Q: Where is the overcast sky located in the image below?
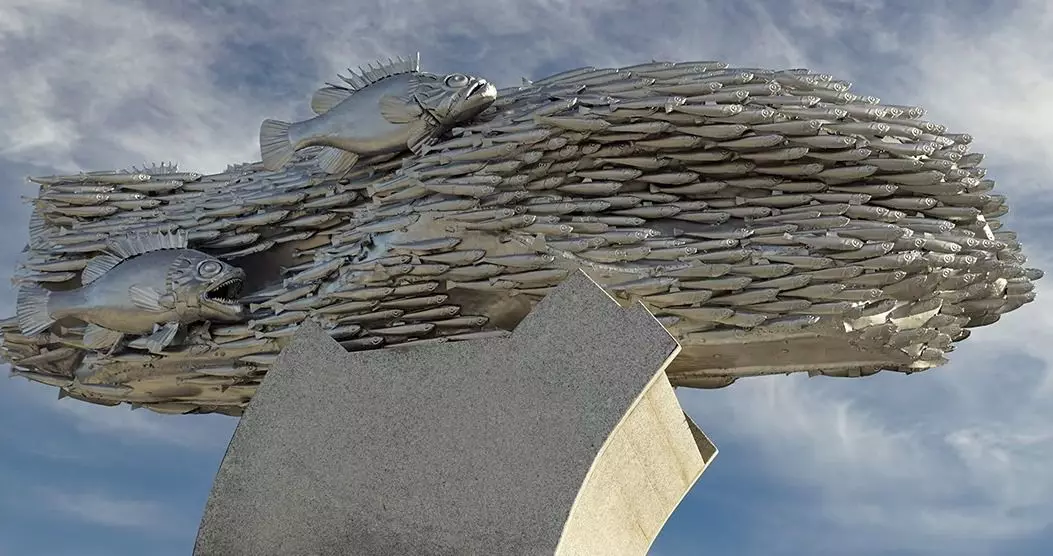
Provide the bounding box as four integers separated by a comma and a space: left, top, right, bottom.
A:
1, 1, 1052, 554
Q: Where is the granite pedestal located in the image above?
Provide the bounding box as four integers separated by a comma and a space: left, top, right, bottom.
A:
194, 270, 717, 555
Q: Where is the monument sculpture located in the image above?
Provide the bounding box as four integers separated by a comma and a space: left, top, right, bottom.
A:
193, 271, 718, 555
0, 55, 1042, 417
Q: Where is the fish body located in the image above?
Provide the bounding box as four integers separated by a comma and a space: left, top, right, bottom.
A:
16, 231, 245, 350
260, 55, 497, 174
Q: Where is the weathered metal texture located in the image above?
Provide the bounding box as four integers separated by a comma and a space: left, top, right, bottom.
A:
194, 271, 715, 556
1, 58, 1042, 413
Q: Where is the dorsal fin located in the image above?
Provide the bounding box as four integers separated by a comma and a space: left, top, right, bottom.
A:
309, 54, 420, 115
120, 161, 179, 175
339, 54, 419, 89
106, 229, 189, 260
82, 230, 188, 284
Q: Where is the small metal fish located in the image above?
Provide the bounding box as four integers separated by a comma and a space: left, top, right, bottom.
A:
194, 365, 260, 378
248, 311, 308, 330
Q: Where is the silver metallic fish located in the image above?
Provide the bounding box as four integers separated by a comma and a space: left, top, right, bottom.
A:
259, 54, 497, 174
16, 231, 245, 352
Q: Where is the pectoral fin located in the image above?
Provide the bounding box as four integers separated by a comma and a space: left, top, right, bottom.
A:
129, 322, 180, 354
407, 124, 437, 155
379, 95, 422, 124
310, 86, 353, 115
83, 323, 124, 351
128, 284, 173, 312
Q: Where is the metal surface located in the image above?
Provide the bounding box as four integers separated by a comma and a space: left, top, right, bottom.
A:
1, 57, 1042, 415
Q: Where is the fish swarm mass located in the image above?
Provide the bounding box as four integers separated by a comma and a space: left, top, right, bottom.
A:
1, 60, 1041, 416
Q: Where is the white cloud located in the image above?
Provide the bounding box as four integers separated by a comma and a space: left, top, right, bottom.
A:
0, 0, 268, 174
33, 487, 176, 531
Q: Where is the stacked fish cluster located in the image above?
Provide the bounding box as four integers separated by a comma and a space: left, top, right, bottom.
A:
1, 58, 1041, 415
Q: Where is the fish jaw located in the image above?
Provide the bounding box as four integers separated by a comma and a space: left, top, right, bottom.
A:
455, 80, 498, 122
198, 267, 248, 322
428, 77, 498, 129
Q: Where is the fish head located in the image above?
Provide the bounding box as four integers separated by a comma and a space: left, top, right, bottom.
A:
168, 250, 247, 322
413, 72, 497, 128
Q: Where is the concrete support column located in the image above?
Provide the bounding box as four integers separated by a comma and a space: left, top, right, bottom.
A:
194, 271, 717, 556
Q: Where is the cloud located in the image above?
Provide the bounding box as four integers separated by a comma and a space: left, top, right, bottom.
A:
0, 0, 269, 174
46, 397, 236, 450
33, 488, 176, 531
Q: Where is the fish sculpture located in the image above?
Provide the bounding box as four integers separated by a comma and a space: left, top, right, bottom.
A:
259, 53, 498, 175
0, 57, 1042, 416
16, 230, 245, 354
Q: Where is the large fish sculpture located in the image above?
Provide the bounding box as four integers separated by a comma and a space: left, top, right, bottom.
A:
0, 58, 1043, 416
259, 53, 498, 175
16, 230, 245, 354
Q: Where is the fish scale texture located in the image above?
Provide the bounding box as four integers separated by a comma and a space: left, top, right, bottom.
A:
0, 59, 1042, 414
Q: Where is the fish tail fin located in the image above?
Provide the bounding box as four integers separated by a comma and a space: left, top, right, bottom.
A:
248, 302, 266, 313
314, 147, 359, 176
27, 207, 49, 249
445, 280, 459, 291
259, 119, 295, 171
16, 283, 54, 336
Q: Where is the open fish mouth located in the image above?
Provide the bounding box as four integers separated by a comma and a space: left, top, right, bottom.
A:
201, 274, 245, 310
467, 81, 497, 100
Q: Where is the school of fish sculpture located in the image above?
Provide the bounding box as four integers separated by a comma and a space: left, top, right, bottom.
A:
0, 55, 1042, 416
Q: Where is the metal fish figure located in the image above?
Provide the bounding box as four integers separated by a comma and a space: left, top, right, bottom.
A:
259, 54, 497, 174
16, 231, 245, 352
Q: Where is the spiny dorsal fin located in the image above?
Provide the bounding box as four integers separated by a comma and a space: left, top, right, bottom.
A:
330, 53, 420, 93
106, 229, 189, 260
120, 161, 179, 175
310, 54, 420, 115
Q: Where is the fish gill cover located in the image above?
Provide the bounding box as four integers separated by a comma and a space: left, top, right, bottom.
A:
0, 56, 1042, 415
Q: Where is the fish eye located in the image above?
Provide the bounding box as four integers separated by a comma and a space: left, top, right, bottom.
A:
444, 74, 469, 88
197, 260, 223, 278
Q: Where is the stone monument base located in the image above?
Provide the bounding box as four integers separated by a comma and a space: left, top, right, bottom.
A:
194, 271, 717, 555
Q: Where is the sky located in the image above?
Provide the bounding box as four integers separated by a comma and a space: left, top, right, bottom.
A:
1, 0, 1052, 554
